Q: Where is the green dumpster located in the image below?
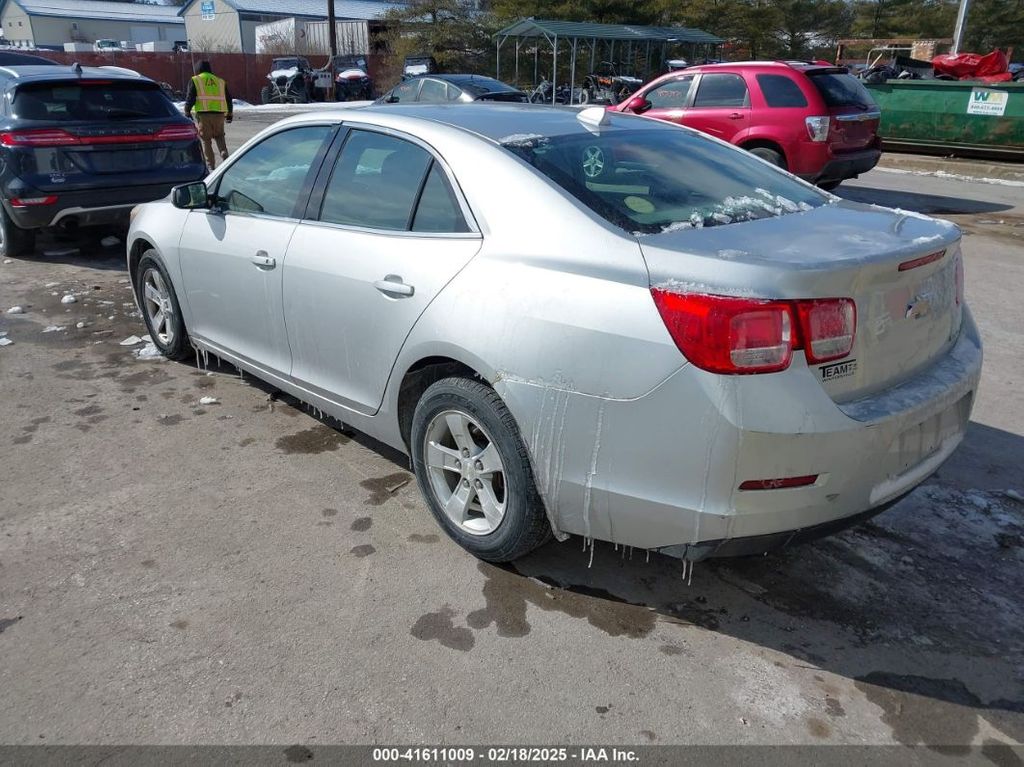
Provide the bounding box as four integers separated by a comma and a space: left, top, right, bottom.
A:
865, 80, 1024, 159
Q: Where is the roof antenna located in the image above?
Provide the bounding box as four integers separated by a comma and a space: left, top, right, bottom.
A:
72, 62, 82, 75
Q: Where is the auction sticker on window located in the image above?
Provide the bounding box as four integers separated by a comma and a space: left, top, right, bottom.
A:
966, 88, 1008, 117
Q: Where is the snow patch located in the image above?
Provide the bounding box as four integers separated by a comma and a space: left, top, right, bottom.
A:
198, 396, 219, 405
119, 335, 144, 346
6, 305, 24, 314
60, 294, 76, 304
42, 325, 65, 333
135, 342, 163, 360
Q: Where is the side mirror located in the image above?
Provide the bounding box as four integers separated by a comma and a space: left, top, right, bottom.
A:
172, 181, 210, 210
625, 96, 652, 114
386, 95, 400, 103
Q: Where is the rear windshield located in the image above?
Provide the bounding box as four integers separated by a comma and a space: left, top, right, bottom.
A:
459, 78, 519, 95
501, 129, 827, 235
13, 81, 177, 122
807, 71, 876, 109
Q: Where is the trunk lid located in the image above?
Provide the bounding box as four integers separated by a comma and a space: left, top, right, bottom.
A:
638, 201, 963, 402
805, 69, 881, 152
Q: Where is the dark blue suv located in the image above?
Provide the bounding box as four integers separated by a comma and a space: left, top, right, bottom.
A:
0, 64, 206, 257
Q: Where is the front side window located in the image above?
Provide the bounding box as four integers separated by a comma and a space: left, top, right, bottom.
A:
320, 130, 468, 233
386, 80, 420, 103
645, 77, 693, 108
501, 128, 827, 235
215, 126, 330, 217
693, 74, 749, 108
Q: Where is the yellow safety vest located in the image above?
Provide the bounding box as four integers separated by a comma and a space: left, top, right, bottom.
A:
191, 72, 227, 113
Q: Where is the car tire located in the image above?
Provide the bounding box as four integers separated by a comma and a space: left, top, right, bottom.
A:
260, 86, 271, 104
0, 205, 35, 258
134, 251, 191, 361
819, 180, 842, 191
411, 377, 551, 562
749, 146, 786, 169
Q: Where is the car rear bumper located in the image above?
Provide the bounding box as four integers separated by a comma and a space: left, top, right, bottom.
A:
498, 308, 982, 559
4, 183, 182, 230
798, 147, 881, 184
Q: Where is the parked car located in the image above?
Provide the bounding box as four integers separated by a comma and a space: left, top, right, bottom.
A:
378, 74, 528, 104
610, 61, 882, 190
93, 39, 122, 52
0, 64, 205, 257
128, 104, 979, 563
0, 51, 57, 66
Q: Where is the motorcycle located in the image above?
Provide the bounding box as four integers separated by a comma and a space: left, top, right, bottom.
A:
528, 76, 586, 105
582, 61, 643, 105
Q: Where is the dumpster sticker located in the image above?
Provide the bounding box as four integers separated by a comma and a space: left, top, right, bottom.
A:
967, 88, 1008, 117
200, 0, 214, 20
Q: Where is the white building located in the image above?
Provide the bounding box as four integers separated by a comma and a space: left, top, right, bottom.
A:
0, 0, 184, 48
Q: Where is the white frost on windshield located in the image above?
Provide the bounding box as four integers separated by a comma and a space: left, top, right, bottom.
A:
775, 195, 799, 213
659, 221, 694, 234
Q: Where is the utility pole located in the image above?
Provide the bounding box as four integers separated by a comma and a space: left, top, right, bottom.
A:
951, 0, 971, 54
327, 0, 337, 57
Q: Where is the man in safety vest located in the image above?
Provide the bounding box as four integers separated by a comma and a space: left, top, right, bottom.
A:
184, 60, 234, 169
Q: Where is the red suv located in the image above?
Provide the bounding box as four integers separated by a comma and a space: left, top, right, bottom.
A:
609, 61, 881, 189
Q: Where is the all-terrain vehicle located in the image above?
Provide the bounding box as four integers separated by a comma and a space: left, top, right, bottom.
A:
581, 61, 643, 104
330, 55, 373, 101
260, 56, 313, 104
402, 55, 438, 79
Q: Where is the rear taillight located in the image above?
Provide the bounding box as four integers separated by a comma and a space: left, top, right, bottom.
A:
805, 116, 830, 142
794, 298, 856, 364
650, 291, 794, 374
154, 124, 199, 141
1, 128, 79, 147
0, 124, 195, 148
9, 195, 58, 207
651, 290, 857, 375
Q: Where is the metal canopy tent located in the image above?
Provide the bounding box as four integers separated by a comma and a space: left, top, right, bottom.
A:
495, 17, 724, 104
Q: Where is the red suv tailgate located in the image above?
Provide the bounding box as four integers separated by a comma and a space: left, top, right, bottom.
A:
805, 69, 880, 152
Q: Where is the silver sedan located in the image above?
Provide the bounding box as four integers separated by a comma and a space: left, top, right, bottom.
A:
127, 104, 982, 563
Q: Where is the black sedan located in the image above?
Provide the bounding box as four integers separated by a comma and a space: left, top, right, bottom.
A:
378, 74, 528, 105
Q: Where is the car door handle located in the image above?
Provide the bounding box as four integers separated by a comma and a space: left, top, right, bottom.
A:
374, 276, 414, 297
728, 112, 744, 119
251, 251, 276, 269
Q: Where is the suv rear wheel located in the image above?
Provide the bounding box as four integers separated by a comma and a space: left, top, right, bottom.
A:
0, 206, 35, 258
749, 146, 786, 170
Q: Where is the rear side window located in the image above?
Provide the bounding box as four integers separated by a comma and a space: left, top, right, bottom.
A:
12, 81, 178, 122
756, 74, 808, 107
807, 72, 876, 109
693, 74, 748, 108
215, 126, 330, 217
320, 130, 468, 233
418, 78, 447, 102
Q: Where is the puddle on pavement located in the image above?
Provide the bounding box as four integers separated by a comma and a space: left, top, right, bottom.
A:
275, 424, 350, 454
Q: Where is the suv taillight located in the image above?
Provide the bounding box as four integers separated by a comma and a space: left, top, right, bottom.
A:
651, 290, 856, 375
0, 124, 197, 147
1, 128, 79, 147
805, 116, 830, 142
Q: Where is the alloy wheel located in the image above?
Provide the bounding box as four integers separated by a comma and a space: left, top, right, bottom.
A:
142, 267, 175, 346
424, 409, 507, 535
